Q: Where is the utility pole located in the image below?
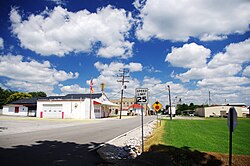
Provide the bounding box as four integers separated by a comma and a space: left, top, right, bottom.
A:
117, 68, 129, 119
208, 91, 211, 106
167, 85, 172, 120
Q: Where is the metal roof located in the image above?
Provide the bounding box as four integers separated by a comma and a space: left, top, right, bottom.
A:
10, 93, 103, 104
64, 93, 102, 99
11, 97, 45, 104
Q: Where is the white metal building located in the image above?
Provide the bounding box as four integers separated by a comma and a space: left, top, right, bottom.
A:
195, 105, 245, 117
2, 105, 29, 116
2, 97, 40, 117
36, 93, 118, 119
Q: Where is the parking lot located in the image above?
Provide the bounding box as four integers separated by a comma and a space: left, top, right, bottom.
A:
0, 115, 98, 136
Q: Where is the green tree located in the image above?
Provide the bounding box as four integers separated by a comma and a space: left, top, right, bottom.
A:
6, 92, 32, 104
176, 103, 189, 115
189, 103, 198, 111
0, 88, 16, 108
28, 91, 47, 98
165, 105, 169, 110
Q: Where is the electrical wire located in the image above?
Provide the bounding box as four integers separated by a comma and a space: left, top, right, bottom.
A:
107, 91, 121, 99
149, 90, 167, 96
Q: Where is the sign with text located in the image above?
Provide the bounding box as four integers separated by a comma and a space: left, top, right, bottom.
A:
135, 88, 148, 104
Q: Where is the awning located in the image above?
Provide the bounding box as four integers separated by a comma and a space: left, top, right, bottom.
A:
93, 100, 102, 105
102, 100, 119, 107
93, 99, 119, 107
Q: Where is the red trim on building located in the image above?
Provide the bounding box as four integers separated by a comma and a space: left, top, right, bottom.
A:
128, 104, 143, 109
93, 101, 102, 105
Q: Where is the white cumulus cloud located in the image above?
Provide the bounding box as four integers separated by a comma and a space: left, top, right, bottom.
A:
91, 61, 143, 98
0, 54, 79, 94
197, 77, 250, 87
166, 43, 211, 68
94, 61, 142, 76
60, 84, 88, 94
243, 66, 250, 77
10, 6, 134, 58
164, 39, 250, 105
176, 64, 242, 82
208, 38, 250, 67
167, 38, 250, 83
135, 0, 250, 41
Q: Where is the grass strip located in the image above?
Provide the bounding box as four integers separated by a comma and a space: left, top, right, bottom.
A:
162, 118, 250, 155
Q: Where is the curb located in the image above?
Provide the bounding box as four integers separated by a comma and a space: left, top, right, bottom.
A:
89, 118, 155, 152
107, 118, 155, 144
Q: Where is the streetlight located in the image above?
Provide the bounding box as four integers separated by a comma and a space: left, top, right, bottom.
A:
167, 85, 172, 120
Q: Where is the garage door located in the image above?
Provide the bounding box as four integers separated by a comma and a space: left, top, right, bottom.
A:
42, 104, 63, 118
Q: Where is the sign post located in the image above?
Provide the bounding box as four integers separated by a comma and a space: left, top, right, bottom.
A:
152, 101, 163, 126
135, 88, 148, 153
227, 107, 237, 166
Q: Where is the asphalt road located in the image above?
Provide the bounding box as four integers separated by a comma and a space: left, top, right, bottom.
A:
0, 116, 156, 166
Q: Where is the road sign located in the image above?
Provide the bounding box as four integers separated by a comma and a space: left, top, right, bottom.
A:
227, 107, 237, 132
135, 88, 148, 153
152, 101, 163, 112
227, 107, 237, 166
135, 88, 148, 104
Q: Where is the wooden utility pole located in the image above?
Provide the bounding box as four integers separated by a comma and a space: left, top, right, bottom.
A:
208, 91, 211, 106
117, 69, 129, 119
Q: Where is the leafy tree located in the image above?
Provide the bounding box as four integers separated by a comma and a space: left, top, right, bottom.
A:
0, 88, 47, 108
176, 103, 189, 115
175, 103, 200, 115
28, 91, 47, 98
6, 92, 32, 104
0, 88, 16, 108
189, 103, 198, 110
165, 105, 169, 110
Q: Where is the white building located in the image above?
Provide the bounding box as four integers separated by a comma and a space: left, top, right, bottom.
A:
195, 105, 246, 117
128, 104, 144, 115
2, 97, 39, 117
37, 93, 118, 119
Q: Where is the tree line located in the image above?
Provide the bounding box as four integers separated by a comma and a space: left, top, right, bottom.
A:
162, 103, 206, 115
0, 87, 47, 109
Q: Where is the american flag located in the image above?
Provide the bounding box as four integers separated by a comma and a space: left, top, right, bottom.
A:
90, 79, 94, 93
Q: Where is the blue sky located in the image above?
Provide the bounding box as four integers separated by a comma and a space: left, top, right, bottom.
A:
0, 0, 249, 105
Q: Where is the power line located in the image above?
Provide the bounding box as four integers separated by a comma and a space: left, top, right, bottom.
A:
108, 91, 121, 99
117, 68, 130, 119
123, 91, 135, 96
150, 90, 166, 96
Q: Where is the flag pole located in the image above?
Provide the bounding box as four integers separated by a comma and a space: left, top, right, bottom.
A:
90, 89, 92, 119
89, 79, 93, 119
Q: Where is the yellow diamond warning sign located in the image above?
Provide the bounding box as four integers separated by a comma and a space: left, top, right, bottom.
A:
152, 101, 163, 112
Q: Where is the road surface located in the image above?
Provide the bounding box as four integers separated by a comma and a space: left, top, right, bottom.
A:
0, 116, 156, 166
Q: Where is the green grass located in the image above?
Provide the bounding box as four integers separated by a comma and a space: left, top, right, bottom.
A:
162, 118, 250, 155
